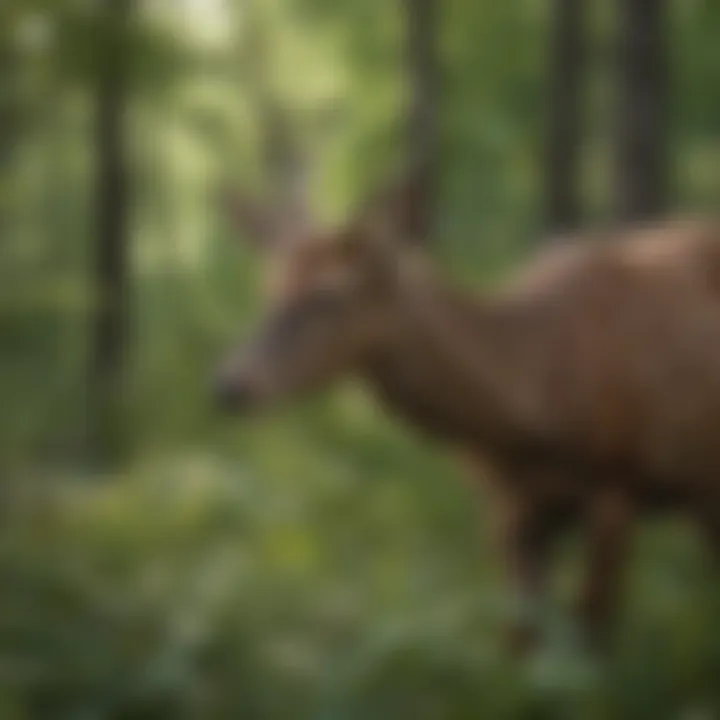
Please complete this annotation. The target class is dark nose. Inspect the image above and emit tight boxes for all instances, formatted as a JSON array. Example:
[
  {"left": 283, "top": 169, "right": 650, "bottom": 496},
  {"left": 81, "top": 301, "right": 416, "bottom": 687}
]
[{"left": 213, "top": 376, "right": 257, "bottom": 414}]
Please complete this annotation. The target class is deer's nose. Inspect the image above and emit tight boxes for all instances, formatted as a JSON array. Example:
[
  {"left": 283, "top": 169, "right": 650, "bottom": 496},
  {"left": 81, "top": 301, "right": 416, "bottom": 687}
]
[{"left": 213, "top": 376, "right": 258, "bottom": 414}]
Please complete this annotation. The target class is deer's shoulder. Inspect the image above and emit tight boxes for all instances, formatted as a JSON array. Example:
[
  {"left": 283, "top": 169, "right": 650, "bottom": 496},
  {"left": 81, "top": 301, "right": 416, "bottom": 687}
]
[{"left": 503, "top": 217, "right": 720, "bottom": 303}]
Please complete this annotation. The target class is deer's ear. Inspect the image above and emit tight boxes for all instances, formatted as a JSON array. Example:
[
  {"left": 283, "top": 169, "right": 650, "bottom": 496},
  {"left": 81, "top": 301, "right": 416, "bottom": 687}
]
[
  {"left": 223, "top": 191, "right": 279, "bottom": 250},
  {"left": 353, "top": 166, "right": 427, "bottom": 247}
]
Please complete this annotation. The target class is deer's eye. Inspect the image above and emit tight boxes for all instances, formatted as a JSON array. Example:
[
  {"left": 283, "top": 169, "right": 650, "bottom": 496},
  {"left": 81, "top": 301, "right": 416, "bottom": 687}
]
[{"left": 269, "top": 291, "right": 345, "bottom": 341}]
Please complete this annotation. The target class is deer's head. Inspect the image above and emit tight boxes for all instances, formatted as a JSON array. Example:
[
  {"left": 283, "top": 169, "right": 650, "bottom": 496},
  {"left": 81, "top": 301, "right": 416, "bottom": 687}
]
[{"left": 213, "top": 174, "right": 426, "bottom": 413}]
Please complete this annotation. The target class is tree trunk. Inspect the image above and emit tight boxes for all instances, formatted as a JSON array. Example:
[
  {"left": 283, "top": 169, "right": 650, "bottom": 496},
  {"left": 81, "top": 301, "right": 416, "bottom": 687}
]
[
  {"left": 89, "top": 0, "right": 131, "bottom": 465},
  {"left": 404, "top": 0, "right": 440, "bottom": 245},
  {"left": 0, "top": 44, "right": 20, "bottom": 233},
  {"left": 546, "top": 0, "right": 586, "bottom": 234},
  {"left": 614, "top": 0, "right": 669, "bottom": 223}
]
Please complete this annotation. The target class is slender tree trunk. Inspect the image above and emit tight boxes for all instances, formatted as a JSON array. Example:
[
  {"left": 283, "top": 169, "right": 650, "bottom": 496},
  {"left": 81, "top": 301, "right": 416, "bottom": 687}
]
[
  {"left": 546, "top": 0, "right": 586, "bottom": 234},
  {"left": 614, "top": 0, "right": 669, "bottom": 223},
  {"left": 89, "top": 0, "right": 131, "bottom": 464},
  {"left": 0, "top": 45, "right": 20, "bottom": 233},
  {"left": 404, "top": 0, "right": 440, "bottom": 245}
]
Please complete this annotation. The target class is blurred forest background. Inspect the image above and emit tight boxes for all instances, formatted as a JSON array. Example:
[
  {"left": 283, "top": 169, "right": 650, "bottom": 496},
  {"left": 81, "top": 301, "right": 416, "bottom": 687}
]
[{"left": 1, "top": 0, "right": 719, "bottom": 717}]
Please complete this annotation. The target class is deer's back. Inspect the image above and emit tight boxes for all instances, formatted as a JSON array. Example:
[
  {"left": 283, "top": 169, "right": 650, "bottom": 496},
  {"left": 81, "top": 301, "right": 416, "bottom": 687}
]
[{"left": 496, "top": 219, "right": 720, "bottom": 487}]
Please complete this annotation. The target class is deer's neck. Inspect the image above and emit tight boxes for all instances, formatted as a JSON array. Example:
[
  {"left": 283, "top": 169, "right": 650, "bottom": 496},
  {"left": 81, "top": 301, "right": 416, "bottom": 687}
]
[{"left": 363, "top": 271, "right": 540, "bottom": 449}]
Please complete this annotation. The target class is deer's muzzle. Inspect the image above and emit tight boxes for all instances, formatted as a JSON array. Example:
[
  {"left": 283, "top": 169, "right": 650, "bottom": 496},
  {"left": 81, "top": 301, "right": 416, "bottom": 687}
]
[{"left": 213, "top": 374, "right": 259, "bottom": 414}]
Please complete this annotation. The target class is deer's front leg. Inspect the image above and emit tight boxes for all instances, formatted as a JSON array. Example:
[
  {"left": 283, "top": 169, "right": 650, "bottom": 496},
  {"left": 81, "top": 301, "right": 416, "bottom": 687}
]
[
  {"left": 495, "top": 491, "right": 557, "bottom": 656},
  {"left": 576, "top": 488, "right": 634, "bottom": 652}
]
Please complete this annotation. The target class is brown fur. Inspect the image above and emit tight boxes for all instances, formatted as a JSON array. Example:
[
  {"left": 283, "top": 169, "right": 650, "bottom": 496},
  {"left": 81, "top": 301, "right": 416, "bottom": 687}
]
[
  {"left": 218, "top": 203, "right": 720, "bottom": 654},
  {"left": 361, "top": 218, "right": 720, "bottom": 651}
]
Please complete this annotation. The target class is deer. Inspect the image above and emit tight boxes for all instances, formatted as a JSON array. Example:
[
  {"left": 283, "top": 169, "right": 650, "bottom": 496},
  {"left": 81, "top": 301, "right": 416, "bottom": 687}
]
[{"left": 214, "top": 172, "right": 720, "bottom": 655}]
